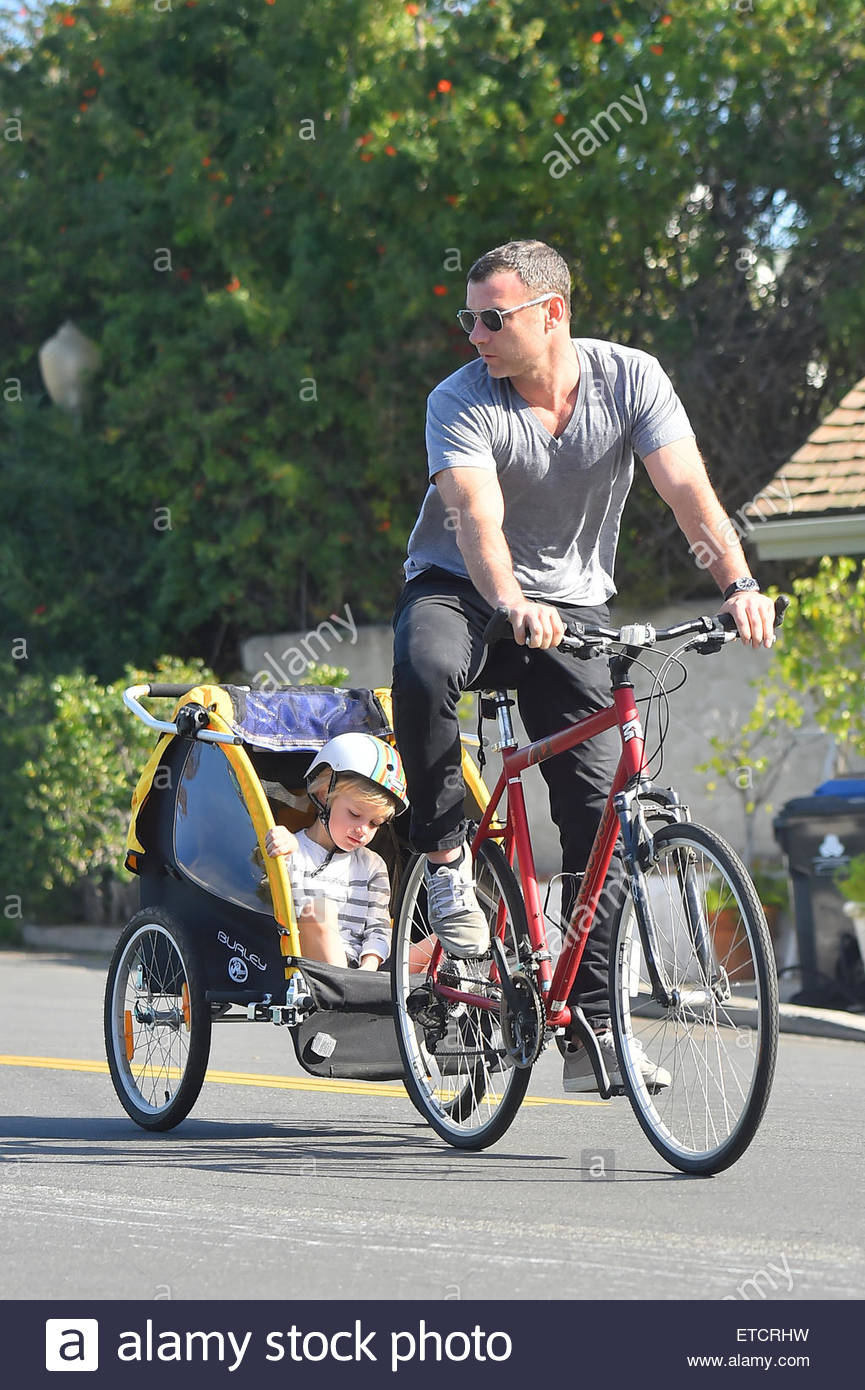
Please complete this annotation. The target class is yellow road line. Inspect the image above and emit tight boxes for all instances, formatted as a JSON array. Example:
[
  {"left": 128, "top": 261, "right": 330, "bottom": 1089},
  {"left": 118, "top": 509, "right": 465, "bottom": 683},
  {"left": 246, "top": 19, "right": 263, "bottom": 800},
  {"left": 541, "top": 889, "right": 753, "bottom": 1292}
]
[{"left": 0, "top": 1055, "right": 603, "bottom": 1106}]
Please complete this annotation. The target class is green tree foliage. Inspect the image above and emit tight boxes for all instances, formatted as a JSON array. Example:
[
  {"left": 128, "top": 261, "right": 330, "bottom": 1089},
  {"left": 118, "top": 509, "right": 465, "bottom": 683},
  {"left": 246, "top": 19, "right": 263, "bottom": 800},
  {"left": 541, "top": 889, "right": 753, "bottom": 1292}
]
[
  {"left": 752, "top": 559, "right": 865, "bottom": 765},
  {"left": 696, "top": 701, "right": 805, "bottom": 869},
  {"left": 698, "top": 558, "right": 865, "bottom": 860},
  {"left": 1, "top": 1, "right": 864, "bottom": 676}
]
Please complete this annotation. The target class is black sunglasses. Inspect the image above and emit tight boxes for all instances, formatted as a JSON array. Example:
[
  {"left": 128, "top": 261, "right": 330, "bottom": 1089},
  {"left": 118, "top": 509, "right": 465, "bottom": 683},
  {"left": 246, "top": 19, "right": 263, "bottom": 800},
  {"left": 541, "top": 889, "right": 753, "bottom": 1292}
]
[{"left": 456, "top": 292, "right": 557, "bottom": 335}]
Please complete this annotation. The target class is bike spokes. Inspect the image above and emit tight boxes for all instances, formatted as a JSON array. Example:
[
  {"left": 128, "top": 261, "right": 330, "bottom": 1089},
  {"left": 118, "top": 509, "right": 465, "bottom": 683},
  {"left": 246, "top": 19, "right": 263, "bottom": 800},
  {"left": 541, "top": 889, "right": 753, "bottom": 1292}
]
[{"left": 612, "top": 823, "right": 778, "bottom": 1174}]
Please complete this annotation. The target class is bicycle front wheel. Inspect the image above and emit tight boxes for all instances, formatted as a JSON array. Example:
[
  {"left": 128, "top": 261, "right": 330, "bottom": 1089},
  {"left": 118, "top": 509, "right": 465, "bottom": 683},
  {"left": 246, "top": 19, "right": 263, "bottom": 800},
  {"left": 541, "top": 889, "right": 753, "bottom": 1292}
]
[
  {"left": 610, "top": 823, "right": 778, "bottom": 1175},
  {"left": 104, "top": 908, "right": 212, "bottom": 1131},
  {"left": 392, "top": 840, "right": 532, "bottom": 1150}
]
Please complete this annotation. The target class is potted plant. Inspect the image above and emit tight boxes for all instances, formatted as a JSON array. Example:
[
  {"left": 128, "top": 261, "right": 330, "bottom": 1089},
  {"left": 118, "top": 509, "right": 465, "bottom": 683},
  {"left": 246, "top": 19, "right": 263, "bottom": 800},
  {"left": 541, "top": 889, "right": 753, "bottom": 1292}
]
[
  {"left": 749, "top": 866, "right": 790, "bottom": 936},
  {"left": 703, "top": 878, "right": 755, "bottom": 980},
  {"left": 838, "top": 853, "right": 865, "bottom": 967}
]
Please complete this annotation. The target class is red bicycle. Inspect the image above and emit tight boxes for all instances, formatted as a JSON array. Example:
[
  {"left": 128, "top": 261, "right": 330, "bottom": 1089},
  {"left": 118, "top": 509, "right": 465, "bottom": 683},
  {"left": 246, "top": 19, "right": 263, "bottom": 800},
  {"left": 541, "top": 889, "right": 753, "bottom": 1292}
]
[{"left": 392, "top": 600, "right": 786, "bottom": 1174}]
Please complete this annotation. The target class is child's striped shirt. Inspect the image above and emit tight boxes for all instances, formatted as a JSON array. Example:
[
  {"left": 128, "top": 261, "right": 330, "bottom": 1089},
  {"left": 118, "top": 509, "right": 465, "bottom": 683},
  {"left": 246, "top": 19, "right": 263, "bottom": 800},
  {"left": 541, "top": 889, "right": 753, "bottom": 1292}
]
[{"left": 286, "top": 828, "right": 392, "bottom": 965}]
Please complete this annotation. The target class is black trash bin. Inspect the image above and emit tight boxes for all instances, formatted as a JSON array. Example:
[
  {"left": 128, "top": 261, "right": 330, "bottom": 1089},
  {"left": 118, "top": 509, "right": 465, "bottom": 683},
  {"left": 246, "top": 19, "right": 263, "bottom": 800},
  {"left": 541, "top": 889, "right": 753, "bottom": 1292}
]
[{"left": 774, "top": 788, "right": 865, "bottom": 1008}]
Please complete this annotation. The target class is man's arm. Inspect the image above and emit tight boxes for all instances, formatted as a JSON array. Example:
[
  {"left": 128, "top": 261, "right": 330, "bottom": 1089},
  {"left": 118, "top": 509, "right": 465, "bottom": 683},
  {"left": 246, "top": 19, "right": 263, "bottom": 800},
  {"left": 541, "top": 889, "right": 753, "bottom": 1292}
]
[
  {"left": 433, "top": 467, "right": 565, "bottom": 647},
  {"left": 642, "top": 437, "right": 777, "bottom": 648}
]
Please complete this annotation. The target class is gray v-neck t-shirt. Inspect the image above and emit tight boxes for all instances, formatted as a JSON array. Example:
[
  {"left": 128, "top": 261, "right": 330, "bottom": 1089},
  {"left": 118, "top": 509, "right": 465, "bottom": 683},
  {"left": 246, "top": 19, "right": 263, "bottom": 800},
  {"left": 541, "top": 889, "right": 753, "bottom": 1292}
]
[{"left": 404, "top": 337, "right": 694, "bottom": 605}]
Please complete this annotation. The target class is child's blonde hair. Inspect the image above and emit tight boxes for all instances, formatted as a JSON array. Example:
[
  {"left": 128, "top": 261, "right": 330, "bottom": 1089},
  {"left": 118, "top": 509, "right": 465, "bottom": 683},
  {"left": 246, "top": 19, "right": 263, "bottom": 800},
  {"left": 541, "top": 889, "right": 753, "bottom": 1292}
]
[{"left": 307, "top": 769, "right": 398, "bottom": 820}]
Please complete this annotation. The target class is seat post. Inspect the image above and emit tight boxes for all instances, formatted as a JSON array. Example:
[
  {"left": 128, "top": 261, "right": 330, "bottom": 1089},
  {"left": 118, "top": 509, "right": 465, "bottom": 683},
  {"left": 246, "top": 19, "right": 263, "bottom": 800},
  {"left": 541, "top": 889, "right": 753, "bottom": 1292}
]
[{"left": 490, "top": 689, "right": 518, "bottom": 753}]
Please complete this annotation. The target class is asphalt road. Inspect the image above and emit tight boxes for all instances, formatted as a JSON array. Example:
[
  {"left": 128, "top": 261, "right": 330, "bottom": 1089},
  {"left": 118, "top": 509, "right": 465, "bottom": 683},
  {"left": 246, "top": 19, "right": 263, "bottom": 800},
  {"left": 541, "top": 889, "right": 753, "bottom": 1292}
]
[{"left": 1, "top": 949, "right": 863, "bottom": 1302}]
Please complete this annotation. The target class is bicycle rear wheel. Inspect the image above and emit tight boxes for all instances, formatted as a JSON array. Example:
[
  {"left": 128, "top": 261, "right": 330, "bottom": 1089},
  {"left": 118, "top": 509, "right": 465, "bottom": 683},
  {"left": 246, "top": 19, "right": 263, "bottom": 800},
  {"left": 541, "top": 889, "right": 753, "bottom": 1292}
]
[
  {"left": 104, "top": 908, "right": 211, "bottom": 1131},
  {"left": 392, "top": 840, "right": 532, "bottom": 1149},
  {"left": 609, "top": 822, "right": 778, "bottom": 1175}
]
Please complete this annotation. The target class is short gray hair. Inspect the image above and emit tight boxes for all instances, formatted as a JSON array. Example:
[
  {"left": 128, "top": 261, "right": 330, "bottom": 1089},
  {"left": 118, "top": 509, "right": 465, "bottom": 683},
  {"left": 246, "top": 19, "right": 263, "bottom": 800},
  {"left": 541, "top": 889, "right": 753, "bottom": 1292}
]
[{"left": 467, "top": 239, "right": 571, "bottom": 317}]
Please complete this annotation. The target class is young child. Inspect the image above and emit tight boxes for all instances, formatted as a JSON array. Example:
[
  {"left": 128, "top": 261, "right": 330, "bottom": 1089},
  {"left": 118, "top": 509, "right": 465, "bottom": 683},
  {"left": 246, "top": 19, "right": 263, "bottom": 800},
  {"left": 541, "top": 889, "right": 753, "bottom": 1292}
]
[{"left": 264, "top": 733, "right": 407, "bottom": 971}]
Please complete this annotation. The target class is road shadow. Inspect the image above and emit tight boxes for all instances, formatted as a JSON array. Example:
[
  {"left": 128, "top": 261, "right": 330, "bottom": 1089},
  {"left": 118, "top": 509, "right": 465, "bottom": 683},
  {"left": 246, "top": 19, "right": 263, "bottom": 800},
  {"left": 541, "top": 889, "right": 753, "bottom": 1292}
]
[{"left": 0, "top": 1114, "right": 687, "bottom": 1182}]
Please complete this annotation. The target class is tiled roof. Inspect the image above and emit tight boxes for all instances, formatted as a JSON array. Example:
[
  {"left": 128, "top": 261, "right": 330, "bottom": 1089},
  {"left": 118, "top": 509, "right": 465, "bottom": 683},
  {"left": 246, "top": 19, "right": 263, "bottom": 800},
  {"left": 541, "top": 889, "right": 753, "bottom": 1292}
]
[{"left": 744, "top": 377, "right": 865, "bottom": 519}]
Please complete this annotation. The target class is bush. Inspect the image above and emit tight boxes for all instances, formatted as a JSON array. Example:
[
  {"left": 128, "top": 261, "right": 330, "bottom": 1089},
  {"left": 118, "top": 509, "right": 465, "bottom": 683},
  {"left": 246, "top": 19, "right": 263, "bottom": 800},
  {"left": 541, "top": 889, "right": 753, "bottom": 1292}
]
[
  {"left": 0, "top": 656, "right": 212, "bottom": 924},
  {"left": 838, "top": 854, "right": 865, "bottom": 906}
]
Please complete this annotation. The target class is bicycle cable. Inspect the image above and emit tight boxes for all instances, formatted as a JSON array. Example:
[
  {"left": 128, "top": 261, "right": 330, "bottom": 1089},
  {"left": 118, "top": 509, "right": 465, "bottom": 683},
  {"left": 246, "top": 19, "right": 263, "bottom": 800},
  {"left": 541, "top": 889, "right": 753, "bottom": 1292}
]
[{"left": 631, "top": 640, "right": 694, "bottom": 781}]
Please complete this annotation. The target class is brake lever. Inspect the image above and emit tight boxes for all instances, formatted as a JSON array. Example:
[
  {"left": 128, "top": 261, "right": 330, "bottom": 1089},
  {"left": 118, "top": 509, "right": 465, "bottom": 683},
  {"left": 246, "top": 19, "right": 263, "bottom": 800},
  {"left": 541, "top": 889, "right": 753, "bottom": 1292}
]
[
  {"left": 559, "top": 632, "right": 607, "bottom": 660},
  {"left": 694, "top": 594, "right": 790, "bottom": 655}
]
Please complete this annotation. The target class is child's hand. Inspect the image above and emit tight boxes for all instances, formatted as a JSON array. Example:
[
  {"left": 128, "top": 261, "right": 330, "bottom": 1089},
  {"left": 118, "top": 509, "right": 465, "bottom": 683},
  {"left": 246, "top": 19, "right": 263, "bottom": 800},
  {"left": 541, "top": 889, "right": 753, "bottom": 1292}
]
[{"left": 265, "top": 826, "right": 298, "bottom": 858}]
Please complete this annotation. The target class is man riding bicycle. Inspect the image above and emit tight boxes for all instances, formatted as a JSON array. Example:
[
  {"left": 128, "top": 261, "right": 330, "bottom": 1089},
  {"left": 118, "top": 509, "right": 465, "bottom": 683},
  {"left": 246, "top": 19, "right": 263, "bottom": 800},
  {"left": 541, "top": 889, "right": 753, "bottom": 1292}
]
[{"left": 391, "top": 239, "right": 776, "bottom": 1093}]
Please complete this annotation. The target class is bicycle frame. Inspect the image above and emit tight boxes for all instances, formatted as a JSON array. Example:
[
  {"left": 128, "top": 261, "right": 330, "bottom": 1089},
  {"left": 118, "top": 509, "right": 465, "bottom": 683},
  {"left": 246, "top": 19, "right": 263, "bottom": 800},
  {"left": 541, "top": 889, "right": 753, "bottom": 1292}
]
[
  {"left": 468, "top": 678, "right": 649, "bottom": 1029},
  {"left": 430, "top": 620, "right": 750, "bottom": 1026}
]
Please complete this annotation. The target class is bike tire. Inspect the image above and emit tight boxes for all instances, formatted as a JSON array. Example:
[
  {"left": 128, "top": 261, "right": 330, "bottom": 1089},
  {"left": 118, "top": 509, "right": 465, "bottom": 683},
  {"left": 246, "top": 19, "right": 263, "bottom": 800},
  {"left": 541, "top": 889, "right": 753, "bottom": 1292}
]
[
  {"left": 104, "top": 908, "right": 212, "bottom": 1131},
  {"left": 609, "top": 822, "right": 778, "bottom": 1175},
  {"left": 392, "top": 841, "right": 532, "bottom": 1150}
]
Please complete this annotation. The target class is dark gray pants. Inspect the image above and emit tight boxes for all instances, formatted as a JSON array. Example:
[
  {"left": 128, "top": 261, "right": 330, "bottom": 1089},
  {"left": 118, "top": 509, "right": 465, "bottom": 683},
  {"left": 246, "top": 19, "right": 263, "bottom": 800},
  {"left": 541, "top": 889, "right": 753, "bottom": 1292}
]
[{"left": 391, "top": 568, "right": 625, "bottom": 1020}]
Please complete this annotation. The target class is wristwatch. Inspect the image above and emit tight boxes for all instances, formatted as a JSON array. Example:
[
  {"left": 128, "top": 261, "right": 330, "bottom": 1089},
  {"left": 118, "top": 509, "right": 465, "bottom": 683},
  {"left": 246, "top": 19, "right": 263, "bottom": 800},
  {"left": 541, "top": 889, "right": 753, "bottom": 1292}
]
[{"left": 723, "top": 577, "right": 761, "bottom": 601}]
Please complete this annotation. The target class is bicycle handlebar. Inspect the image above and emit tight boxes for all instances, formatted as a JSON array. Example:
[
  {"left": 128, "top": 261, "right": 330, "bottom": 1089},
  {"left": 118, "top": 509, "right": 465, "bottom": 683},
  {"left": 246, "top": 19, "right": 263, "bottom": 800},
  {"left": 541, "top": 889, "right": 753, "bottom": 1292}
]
[
  {"left": 481, "top": 595, "right": 789, "bottom": 660},
  {"left": 123, "top": 684, "right": 241, "bottom": 743},
  {"left": 146, "top": 683, "right": 202, "bottom": 698}
]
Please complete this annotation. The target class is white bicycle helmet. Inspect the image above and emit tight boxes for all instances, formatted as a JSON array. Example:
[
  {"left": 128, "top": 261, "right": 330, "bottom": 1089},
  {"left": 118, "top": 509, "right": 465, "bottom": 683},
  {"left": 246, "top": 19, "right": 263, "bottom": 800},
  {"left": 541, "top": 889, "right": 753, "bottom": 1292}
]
[{"left": 305, "top": 733, "right": 409, "bottom": 816}]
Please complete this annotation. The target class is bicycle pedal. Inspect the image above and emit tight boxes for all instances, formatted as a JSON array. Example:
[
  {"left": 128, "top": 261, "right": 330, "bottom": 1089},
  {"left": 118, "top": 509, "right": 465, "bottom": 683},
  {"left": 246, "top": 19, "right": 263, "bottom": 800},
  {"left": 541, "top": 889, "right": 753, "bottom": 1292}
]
[{"left": 407, "top": 986, "right": 447, "bottom": 1034}]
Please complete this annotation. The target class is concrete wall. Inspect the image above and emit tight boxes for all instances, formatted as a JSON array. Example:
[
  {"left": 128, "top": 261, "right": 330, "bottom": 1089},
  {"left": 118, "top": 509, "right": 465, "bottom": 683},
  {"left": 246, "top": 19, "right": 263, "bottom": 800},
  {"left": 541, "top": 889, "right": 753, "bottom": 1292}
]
[{"left": 242, "top": 604, "right": 834, "bottom": 877}]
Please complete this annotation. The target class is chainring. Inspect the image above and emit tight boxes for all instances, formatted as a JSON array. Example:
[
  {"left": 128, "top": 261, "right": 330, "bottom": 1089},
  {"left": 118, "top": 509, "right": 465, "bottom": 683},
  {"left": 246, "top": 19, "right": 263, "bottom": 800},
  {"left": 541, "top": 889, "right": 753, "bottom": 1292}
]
[{"left": 499, "top": 970, "right": 545, "bottom": 1069}]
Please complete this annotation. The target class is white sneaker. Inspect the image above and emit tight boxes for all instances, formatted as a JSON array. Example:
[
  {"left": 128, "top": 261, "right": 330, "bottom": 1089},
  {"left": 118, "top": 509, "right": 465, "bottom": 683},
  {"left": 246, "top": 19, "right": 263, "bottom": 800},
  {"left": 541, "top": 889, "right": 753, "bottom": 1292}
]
[
  {"left": 563, "top": 1029, "right": 671, "bottom": 1094},
  {"left": 424, "top": 846, "right": 491, "bottom": 958}
]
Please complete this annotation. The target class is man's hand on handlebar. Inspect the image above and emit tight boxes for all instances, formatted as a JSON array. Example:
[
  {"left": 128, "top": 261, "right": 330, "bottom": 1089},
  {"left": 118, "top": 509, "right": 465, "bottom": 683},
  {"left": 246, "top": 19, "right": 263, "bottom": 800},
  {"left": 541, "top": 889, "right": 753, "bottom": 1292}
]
[
  {"left": 719, "top": 591, "right": 778, "bottom": 649},
  {"left": 507, "top": 599, "right": 566, "bottom": 649}
]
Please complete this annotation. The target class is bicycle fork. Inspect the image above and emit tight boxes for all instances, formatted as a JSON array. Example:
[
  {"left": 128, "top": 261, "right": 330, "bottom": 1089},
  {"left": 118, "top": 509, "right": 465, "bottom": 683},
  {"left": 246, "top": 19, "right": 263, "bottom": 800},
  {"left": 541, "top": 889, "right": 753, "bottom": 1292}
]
[{"left": 615, "top": 785, "right": 727, "bottom": 1012}]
